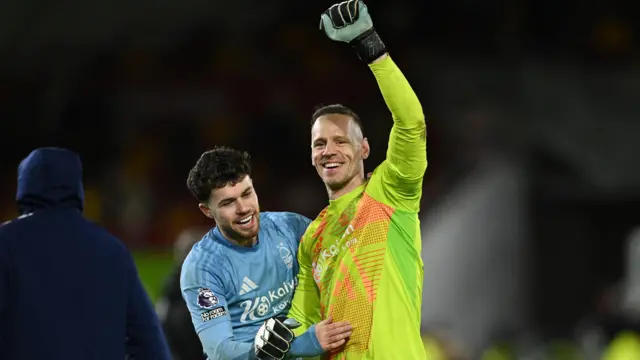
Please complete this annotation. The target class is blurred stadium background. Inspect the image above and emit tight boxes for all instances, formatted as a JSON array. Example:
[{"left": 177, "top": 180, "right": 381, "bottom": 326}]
[{"left": 1, "top": 0, "right": 640, "bottom": 358}]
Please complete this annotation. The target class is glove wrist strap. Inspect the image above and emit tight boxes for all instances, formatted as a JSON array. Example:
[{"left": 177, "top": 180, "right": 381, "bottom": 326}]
[{"left": 350, "top": 28, "right": 386, "bottom": 63}]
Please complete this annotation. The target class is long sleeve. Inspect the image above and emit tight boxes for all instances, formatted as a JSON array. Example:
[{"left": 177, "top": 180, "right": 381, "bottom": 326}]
[
  {"left": 0, "top": 229, "right": 7, "bottom": 319},
  {"left": 181, "top": 258, "right": 256, "bottom": 360},
  {"left": 198, "top": 323, "right": 256, "bottom": 360},
  {"left": 289, "top": 325, "right": 324, "bottom": 358},
  {"left": 0, "top": 229, "right": 7, "bottom": 355},
  {"left": 366, "top": 56, "right": 427, "bottom": 212},
  {"left": 125, "top": 254, "right": 172, "bottom": 360}
]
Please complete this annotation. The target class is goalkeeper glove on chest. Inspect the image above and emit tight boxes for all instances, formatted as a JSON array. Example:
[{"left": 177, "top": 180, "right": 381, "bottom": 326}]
[{"left": 253, "top": 317, "right": 301, "bottom": 360}]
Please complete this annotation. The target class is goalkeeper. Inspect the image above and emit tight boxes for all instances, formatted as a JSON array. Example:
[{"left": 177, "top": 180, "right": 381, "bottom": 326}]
[{"left": 286, "top": 1, "right": 429, "bottom": 359}]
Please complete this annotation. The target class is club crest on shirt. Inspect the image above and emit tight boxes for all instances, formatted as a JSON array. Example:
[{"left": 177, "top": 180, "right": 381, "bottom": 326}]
[
  {"left": 278, "top": 242, "right": 294, "bottom": 269},
  {"left": 197, "top": 288, "right": 219, "bottom": 309}
]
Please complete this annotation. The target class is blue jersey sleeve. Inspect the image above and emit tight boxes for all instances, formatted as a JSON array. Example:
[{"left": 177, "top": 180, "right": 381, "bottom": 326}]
[
  {"left": 181, "top": 264, "right": 229, "bottom": 333},
  {"left": 197, "top": 323, "right": 322, "bottom": 360},
  {"left": 181, "top": 255, "right": 256, "bottom": 360},
  {"left": 289, "top": 325, "right": 324, "bottom": 357}
]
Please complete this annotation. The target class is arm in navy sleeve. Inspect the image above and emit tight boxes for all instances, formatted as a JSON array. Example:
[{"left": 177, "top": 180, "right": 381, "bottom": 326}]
[
  {"left": 181, "top": 261, "right": 257, "bottom": 360},
  {"left": 124, "top": 251, "right": 172, "bottom": 360},
  {"left": 0, "top": 227, "right": 8, "bottom": 352}
]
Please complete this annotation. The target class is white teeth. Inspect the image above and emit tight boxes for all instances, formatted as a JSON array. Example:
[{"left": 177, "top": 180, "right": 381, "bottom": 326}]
[
  {"left": 324, "top": 163, "right": 340, "bottom": 169},
  {"left": 238, "top": 216, "right": 252, "bottom": 224}
]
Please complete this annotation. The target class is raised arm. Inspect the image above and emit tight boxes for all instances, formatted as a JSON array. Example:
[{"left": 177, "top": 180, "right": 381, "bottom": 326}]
[
  {"left": 368, "top": 55, "right": 427, "bottom": 211},
  {"left": 320, "top": 0, "right": 427, "bottom": 211},
  {"left": 370, "top": 55, "right": 426, "bottom": 182}
]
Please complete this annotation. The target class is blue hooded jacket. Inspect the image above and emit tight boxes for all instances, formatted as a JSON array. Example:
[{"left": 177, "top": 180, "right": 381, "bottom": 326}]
[{"left": 0, "top": 147, "right": 171, "bottom": 360}]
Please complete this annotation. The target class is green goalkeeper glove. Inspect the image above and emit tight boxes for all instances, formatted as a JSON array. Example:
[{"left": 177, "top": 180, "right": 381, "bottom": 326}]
[{"left": 319, "top": 0, "right": 387, "bottom": 63}]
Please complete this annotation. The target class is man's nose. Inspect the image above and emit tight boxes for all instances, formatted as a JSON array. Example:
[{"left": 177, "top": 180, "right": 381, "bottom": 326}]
[
  {"left": 323, "top": 142, "right": 337, "bottom": 156},
  {"left": 236, "top": 199, "right": 249, "bottom": 213}
]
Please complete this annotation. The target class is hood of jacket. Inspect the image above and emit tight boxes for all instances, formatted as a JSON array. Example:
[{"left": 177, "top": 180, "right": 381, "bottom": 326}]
[{"left": 16, "top": 147, "right": 84, "bottom": 214}]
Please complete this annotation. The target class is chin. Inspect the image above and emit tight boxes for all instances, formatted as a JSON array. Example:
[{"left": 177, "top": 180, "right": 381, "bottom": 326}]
[
  {"left": 236, "top": 224, "right": 259, "bottom": 239},
  {"left": 322, "top": 173, "right": 342, "bottom": 185},
  {"left": 325, "top": 179, "right": 348, "bottom": 192}
]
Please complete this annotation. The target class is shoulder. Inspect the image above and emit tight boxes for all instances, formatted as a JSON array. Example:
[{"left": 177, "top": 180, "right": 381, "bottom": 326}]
[
  {"left": 261, "top": 211, "right": 307, "bottom": 223},
  {"left": 0, "top": 211, "right": 128, "bottom": 254},
  {"left": 181, "top": 232, "right": 228, "bottom": 284},
  {"left": 299, "top": 208, "right": 327, "bottom": 246},
  {"left": 263, "top": 211, "right": 312, "bottom": 238},
  {"left": 364, "top": 162, "right": 420, "bottom": 211},
  {"left": 182, "top": 231, "right": 224, "bottom": 268},
  {"left": 0, "top": 216, "right": 22, "bottom": 237},
  {"left": 367, "top": 163, "right": 387, "bottom": 184},
  {"left": 0, "top": 217, "right": 19, "bottom": 250},
  {"left": 0, "top": 211, "right": 42, "bottom": 238},
  {"left": 71, "top": 216, "right": 136, "bottom": 259},
  {"left": 261, "top": 211, "right": 310, "bottom": 231}
]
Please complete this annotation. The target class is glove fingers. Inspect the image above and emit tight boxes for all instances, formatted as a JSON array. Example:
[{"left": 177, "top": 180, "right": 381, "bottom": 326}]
[
  {"left": 357, "top": 1, "right": 369, "bottom": 20},
  {"left": 255, "top": 318, "right": 295, "bottom": 360},
  {"left": 271, "top": 318, "right": 295, "bottom": 343},
  {"left": 328, "top": 4, "right": 346, "bottom": 28},
  {"left": 262, "top": 334, "right": 289, "bottom": 354},
  {"left": 320, "top": 14, "right": 337, "bottom": 38},
  {"left": 347, "top": 0, "right": 359, "bottom": 22},
  {"left": 256, "top": 349, "right": 280, "bottom": 360},
  {"left": 320, "top": 0, "right": 373, "bottom": 43}
]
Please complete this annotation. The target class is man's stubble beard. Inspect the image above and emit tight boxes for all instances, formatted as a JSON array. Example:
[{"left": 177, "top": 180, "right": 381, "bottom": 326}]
[
  {"left": 326, "top": 164, "right": 362, "bottom": 192},
  {"left": 220, "top": 219, "right": 259, "bottom": 246}
]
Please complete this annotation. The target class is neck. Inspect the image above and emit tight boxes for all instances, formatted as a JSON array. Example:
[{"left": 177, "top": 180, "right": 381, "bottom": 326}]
[
  {"left": 327, "top": 175, "right": 365, "bottom": 200},
  {"left": 219, "top": 228, "right": 256, "bottom": 247}
]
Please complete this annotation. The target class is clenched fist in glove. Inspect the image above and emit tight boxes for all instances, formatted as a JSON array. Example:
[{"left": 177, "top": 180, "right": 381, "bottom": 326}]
[
  {"left": 319, "top": 0, "right": 387, "bottom": 63},
  {"left": 253, "top": 317, "right": 300, "bottom": 360}
]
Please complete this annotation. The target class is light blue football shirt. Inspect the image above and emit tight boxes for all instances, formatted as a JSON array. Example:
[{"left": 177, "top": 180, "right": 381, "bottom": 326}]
[{"left": 180, "top": 211, "right": 319, "bottom": 359}]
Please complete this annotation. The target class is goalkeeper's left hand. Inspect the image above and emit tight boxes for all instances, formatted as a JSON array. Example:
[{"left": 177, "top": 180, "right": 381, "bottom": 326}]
[
  {"left": 319, "top": 0, "right": 387, "bottom": 63},
  {"left": 253, "top": 317, "right": 301, "bottom": 360}
]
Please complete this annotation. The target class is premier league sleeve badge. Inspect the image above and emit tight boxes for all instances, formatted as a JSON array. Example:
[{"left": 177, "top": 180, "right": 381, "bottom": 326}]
[{"left": 197, "top": 288, "right": 219, "bottom": 309}]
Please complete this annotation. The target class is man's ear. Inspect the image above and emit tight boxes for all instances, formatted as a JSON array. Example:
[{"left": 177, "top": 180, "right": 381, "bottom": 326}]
[
  {"left": 361, "top": 137, "right": 370, "bottom": 160},
  {"left": 198, "top": 203, "right": 215, "bottom": 219}
]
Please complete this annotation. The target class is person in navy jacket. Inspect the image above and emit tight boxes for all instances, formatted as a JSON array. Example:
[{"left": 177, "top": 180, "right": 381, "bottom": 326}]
[{"left": 0, "top": 147, "right": 171, "bottom": 360}]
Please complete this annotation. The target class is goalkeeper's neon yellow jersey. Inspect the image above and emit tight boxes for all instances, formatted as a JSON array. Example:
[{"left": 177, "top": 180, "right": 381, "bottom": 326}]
[{"left": 289, "top": 56, "right": 427, "bottom": 360}]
